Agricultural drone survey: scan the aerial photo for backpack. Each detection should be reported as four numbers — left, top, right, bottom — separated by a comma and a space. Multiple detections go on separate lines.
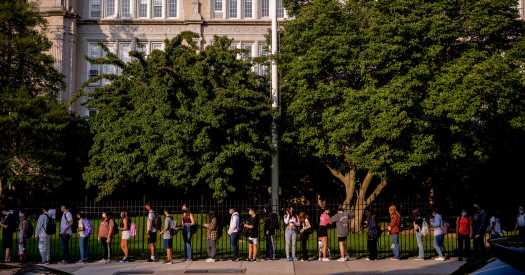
45, 214, 56, 235
169, 218, 177, 236
24, 221, 34, 239
68, 212, 78, 234
154, 214, 162, 231
421, 220, 429, 236
442, 222, 450, 235
83, 219, 93, 236
129, 222, 137, 237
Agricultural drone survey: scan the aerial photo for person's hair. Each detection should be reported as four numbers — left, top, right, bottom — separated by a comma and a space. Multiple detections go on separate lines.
61, 205, 69, 210
338, 205, 344, 212
389, 205, 399, 217
144, 202, 152, 208
431, 207, 438, 214
208, 211, 216, 219
121, 210, 128, 218
298, 212, 308, 222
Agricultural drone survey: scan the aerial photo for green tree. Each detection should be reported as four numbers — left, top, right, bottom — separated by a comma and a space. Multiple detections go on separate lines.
83, 33, 271, 200
0, 0, 79, 204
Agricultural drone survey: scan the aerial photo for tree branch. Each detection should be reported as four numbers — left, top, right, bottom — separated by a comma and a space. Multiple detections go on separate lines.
365, 177, 388, 207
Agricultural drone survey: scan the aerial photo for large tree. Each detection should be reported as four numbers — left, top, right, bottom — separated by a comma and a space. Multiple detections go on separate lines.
83, 33, 272, 200
0, 0, 81, 205
280, 0, 525, 216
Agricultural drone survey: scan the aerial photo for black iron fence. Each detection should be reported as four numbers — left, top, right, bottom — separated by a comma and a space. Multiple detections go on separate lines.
0, 199, 517, 262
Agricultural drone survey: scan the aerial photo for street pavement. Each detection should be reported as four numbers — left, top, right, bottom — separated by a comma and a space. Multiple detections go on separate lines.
48, 258, 465, 275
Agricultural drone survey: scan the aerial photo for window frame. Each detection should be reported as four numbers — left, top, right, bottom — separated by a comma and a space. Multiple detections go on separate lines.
228, 0, 238, 18
152, 0, 163, 18
120, 0, 132, 18
243, 0, 252, 18
89, 0, 102, 18
137, 0, 149, 18
167, 0, 178, 18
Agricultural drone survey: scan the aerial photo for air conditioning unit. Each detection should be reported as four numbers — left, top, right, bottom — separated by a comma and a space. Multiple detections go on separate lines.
89, 69, 99, 78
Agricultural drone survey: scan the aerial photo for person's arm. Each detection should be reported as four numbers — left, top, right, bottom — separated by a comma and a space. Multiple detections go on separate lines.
304, 218, 311, 230
284, 214, 289, 225
209, 217, 217, 231
455, 217, 459, 234
469, 218, 473, 238
190, 213, 195, 225
330, 214, 338, 224
108, 220, 114, 240
228, 216, 235, 235
147, 213, 153, 232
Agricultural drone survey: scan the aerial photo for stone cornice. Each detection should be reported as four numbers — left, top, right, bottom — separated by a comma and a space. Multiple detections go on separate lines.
77, 19, 277, 26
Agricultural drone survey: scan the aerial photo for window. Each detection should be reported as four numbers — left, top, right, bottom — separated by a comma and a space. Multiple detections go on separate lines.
277, 0, 284, 18
121, 0, 131, 17
87, 42, 102, 85
260, 0, 268, 17
214, 0, 222, 11
102, 43, 117, 85
105, 0, 115, 17
151, 42, 164, 52
89, 0, 101, 17
153, 0, 163, 17
167, 0, 177, 17
240, 42, 252, 60
228, 0, 237, 18
138, 0, 148, 17
243, 0, 252, 18
256, 42, 268, 76
136, 42, 148, 54
119, 42, 132, 63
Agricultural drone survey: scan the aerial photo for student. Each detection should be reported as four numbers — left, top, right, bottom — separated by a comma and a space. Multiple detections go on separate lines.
472, 204, 487, 260
516, 206, 525, 239
387, 205, 401, 260
430, 208, 445, 261
363, 209, 378, 261
263, 207, 278, 260
318, 209, 331, 262
144, 202, 158, 262
181, 204, 195, 261
35, 208, 52, 265
413, 209, 425, 260
284, 207, 299, 261
331, 207, 352, 261
203, 211, 218, 262
97, 211, 115, 264
228, 208, 240, 261
77, 212, 92, 263
119, 210, 131, 263
298, 212, 311, 261
161, 209, 176, 264
488, 211, 502, 239
17, 210, 32, 263
244, 208, 259, 261
59, 205, 74, 264
0, 210, 16, 263
456, 209, 472, 261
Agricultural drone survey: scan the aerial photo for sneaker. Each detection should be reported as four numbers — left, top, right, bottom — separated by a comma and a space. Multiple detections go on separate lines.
435, 257, 445, 261
337, 257, 346, 262
322, 258, 330, 262
415, 257, 425, 261
205, 258, 215, 263
390, 257, 400, 261
164, 260, 173, 264
98, 259, 107, 263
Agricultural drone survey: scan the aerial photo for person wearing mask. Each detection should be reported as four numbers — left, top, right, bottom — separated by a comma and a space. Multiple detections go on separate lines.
488, 211, 502, 240
17, 210, 31, 263
284, 207, 299, 261
0, 210, 16, 263
472, 204, 487, 260
144, 202, 157, 262
387, 205, 401, 260
298, 212, 311, 261
59, 205, 74, 264
516, 206, 525, 240
161, 209, 176, 264
228, 208, 241, 261
97, 211, 115, 264
263, 207, 278, 260
244, 208, 259, 261
35, 208, 52, 264
331, 207, 353, 261
119, 210, 131, 263
203, 211, 218, 262
318, 209, 331, 262
77, 212, 92, 263
430, 208, 445, 261
363, 209, 379, 261
181, 204, 195, 261
413, 209, 425, 260
456, 209, 472, 261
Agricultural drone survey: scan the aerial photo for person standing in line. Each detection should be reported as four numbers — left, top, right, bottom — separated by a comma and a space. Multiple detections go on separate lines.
284, 207, 299, 261
456, 209, 472, 261
516, 206, 525, 239
413, 209, 425, 260
430, 208, 445, 261
17, 210, 31, 263
331, 206, 353, 262
244, 208, 259, 261
387, 205, 401, 260
263, 207, 278, 260
363, 209, 378, 261
318, 209, 331, 262
228, 208, 241, 261
472, 204, 487, 260
298, 212, 311, 261
77, 212, 92, 263
203, 211, 218, 262
97, 211, 115, 264
1, 210, 16, 263
161, 209, 176, 264
59, 205, 74, 264
488, 211, 502, 239
144, 202, 158, 262
35, 208, 51, 264
119, 210, 131, 263
181, 204, 195, 261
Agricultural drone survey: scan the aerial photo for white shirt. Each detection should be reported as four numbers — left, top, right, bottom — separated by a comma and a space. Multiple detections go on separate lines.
489, 216, 502, 234
147, 211, 157, 233
517, 213, 525, 227
60, 211, 73, 235
228, 212, 240, 235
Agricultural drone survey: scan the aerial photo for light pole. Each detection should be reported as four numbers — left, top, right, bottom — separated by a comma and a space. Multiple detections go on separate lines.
270, 0, 279, 213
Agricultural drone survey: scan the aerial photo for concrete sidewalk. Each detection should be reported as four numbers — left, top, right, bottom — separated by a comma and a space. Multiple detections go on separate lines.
50, 258, 464, 275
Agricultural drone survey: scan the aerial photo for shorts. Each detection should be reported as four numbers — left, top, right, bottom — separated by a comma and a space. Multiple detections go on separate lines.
338, 237, 347, 242
121, 230, 130, 240
148, 232, 157, 244
164, 238, 173, 249
248, 237, 258, 245
318, 226, 328, 237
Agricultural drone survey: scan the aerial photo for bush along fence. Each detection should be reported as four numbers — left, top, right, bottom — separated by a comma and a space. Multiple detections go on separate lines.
0, 199, 517, 262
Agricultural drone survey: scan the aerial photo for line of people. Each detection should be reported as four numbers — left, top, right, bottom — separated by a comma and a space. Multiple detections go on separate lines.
1, 203, 524, 264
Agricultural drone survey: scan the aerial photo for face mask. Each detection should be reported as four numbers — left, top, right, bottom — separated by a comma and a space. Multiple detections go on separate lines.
461, 212, 467, 216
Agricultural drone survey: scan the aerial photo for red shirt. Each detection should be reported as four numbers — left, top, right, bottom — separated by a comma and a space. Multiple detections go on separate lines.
389, 214, 400, 234
458, 216, 471, 235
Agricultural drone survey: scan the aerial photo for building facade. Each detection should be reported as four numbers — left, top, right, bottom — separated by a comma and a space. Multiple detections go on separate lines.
33, 0, 286, 116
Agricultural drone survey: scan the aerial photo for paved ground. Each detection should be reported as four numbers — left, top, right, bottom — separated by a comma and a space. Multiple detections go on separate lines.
46, 258, 464, 275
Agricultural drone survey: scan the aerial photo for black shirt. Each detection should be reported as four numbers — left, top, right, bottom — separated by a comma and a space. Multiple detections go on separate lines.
246, 216, 259, 238
414, 216, 423, 232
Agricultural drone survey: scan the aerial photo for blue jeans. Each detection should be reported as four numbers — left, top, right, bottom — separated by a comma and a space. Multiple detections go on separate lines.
416, 232, 424, 258
391, 234, 400, 259
285, 228, 297, 259
60, 234, 71, 261
182, 225, 192, 260
434, 234, 444, 257
79, 236, 88, 261
265, 233, 275, 259
230, 233, 239, 258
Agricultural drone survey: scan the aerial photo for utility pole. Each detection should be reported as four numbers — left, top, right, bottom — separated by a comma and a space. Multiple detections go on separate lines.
270, 0, 279, 213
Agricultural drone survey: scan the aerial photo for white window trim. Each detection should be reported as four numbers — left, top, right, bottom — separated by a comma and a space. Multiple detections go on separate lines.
87, 42, 102, 86
137, 0, 150, 18
120, 0, 134, 18
88, 0, 102, 19
166, 0, 180, 19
